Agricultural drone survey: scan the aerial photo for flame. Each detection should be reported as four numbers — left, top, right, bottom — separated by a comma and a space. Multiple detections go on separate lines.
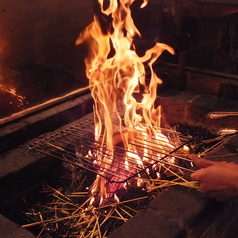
0, 75, 25, 107
76, 0, 175, 203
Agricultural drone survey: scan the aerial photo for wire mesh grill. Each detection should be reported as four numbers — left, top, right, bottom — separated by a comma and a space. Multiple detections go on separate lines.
29, 117, 192, 183
219, 83, 238, 101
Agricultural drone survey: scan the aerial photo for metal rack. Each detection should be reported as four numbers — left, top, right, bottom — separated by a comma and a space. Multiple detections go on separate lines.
29, 117, 193, 183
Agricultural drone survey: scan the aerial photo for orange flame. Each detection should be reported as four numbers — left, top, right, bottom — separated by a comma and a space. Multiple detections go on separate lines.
0, 75, 25, 107
76, 0, 175, 203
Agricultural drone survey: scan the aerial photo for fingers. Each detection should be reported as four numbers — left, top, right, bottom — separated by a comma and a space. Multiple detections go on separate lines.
191, 169, 201, 181
189, 158, 238, 202
189, 154, 216, 168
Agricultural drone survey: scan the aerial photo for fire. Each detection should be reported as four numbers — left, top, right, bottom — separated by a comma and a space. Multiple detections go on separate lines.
0, 75, 25, 108
76, 0, 175, 203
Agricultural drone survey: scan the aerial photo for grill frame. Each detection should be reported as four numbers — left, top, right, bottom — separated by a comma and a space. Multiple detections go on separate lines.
28, 117, 193, 183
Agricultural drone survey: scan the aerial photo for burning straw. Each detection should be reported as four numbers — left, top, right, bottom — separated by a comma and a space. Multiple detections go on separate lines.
23, 128, 226, 237
21, 155, 199, 237
21, 180, 183, 237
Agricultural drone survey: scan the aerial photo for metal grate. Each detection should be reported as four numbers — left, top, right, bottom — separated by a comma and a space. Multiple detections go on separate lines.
29, 117, 193, 183
219, 83, 238, 101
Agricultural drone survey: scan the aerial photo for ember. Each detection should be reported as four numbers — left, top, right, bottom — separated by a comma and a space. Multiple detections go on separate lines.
0, 74, 26, 116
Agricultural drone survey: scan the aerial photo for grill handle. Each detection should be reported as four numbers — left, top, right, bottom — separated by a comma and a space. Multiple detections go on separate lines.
207, 111, 238, 119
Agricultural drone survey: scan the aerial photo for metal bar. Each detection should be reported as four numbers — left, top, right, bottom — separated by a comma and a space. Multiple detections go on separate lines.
130, 140, 192, 162
30, 148, 130, 182
207, 111, 238, 119
31, 141, 145, 182
124, 139, 192, 181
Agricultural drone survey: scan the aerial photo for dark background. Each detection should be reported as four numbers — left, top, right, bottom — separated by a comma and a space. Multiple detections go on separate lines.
0, 0, 238, 119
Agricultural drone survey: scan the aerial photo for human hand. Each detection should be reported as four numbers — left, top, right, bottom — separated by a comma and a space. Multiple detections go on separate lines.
189, 154, 238, 201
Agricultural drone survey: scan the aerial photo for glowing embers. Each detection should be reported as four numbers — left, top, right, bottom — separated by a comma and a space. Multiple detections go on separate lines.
0, 75, 26, 114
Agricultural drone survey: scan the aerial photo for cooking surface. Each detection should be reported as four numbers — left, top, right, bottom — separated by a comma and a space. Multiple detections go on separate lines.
29, 116, 192, 183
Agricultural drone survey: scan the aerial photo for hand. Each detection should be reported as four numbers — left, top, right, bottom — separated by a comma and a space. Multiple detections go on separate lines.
190, 154, 238, 201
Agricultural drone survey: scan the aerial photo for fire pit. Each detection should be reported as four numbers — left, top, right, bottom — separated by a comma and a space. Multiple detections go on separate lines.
1, 110, 238, 238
